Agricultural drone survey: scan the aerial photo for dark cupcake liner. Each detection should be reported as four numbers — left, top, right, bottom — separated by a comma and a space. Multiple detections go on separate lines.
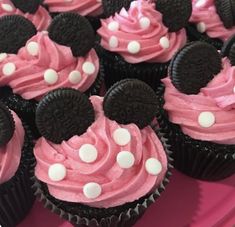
96, 45, 169, 91
0, 123, 35, 227
186, 23, 223, 50
156, 85, 235, 181
31, 127, 173, 227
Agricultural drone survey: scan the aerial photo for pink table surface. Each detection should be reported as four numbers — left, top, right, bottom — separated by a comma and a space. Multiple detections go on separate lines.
18, 170, 235, 227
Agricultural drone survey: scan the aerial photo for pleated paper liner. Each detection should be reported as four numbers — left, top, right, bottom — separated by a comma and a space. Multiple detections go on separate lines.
0, 123, 35, 227
32, 127, 173, 227
156, 85, 235, 181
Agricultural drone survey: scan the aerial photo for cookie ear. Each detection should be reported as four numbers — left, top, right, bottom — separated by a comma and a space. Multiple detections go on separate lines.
169, 41, 222, 94
103, 79, 158, 129
0, 102, 15, 147
36, 88, 95, 144
155, 0, 192, 32
0, 15, 37, 54
221, 34, 235, 65
48, 13, 95, 57
10, 0, 41, 13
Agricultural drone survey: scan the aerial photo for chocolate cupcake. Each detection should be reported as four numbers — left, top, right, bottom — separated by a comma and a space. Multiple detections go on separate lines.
158, 39, 235, 181
32, 79, 173, 227
97, 0, 192, 91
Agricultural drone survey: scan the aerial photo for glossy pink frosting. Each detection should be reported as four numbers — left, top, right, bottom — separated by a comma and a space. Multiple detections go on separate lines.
44, 0, 103, 16
162, 58, 235, 144
34, 96, 168, 208
0, 32, 99, 101
0, 0, 51, 31
98, 0, 187, 63
0, 111, 24, 184
190, 0, 235, 41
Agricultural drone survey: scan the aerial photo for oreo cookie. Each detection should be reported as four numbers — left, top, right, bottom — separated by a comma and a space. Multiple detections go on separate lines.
221, 34, 235, 65
48, 13, 95, 57
103, 79, 158, 129
169, 42, 222, 94
228, 45, 235, 65
0, 15, 37, 54
0, 102, 15, 147
156, 0, 192, 32
36, 88, 95, 144
10, 0, 41, 14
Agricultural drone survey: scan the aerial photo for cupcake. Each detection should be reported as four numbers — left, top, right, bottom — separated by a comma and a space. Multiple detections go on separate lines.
97, 0, 192, 91
0, 13, 104, 137
0, 0, 51, 31
32, 79, 172, 227
187, 0, 235, 50
158, 39, 235, 181
0, 102, 34, 227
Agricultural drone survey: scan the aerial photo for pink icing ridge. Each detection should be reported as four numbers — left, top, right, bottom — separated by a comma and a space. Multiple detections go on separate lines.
34, 96, 168, 208
44, 0, 103, 16
162, 58, 235, 144
98, 0, 187, 64
0, 0, 51, 31
0, 111, 24, 184
190, 0, 235, 41
0, 32, 99, 101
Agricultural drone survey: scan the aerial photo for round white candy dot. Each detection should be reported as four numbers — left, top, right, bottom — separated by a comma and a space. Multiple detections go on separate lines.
195, 0, 206, 8
69, 70, 82, 84
44, 69, 58, 85
1, 3, 13, 12
113, 128, 131, 146
127, 41, 141, 54
48, 163, 67, 181
82, 62, 95, 75
2, 62, 16, 76
108, 21, 119, 31
145, 158, 162, 175
83, 182, 102, 199
26, 41, 39, 56
139, 17, 151, 29
79, 144, 98, 163
109, 36, 119, 48
0, 53, 7, 62
196, 22, 206, 33
159, 36, 170, 49
116, 151, 135, 169
198, 111, 215, 128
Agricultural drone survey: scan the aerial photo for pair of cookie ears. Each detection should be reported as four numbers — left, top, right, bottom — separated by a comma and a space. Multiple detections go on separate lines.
0, 12, 95, 57
170, 35, 235, 95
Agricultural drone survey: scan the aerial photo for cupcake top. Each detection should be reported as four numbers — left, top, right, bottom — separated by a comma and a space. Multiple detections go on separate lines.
0, 0, 51, 31
0, 13, 99, 101
0, 103, 24, 184
190, 0, 235, 41
162, 40, 235, 144
34, 80, 168, 208
98, 0, 191, 63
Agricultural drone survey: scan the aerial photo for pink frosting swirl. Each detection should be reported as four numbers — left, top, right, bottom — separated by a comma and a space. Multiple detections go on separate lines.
34, 96, 167, 208
44, 0, 103, 16
0, 111, 25, 184
190, 0, 235, 41
0, 32, 99, 101
98, 0, 187, 63
162, 58, 235, 144
0, 0, 51, 31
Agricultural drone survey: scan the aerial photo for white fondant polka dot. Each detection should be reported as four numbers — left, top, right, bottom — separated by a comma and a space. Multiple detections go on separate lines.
130, 1, 138, 8
48, 163, 66, 181
198, 111, 215, 128
69, 70, 82, 84
0, 53, 7, 62
42, 30, 48, 34
127, 41, 141, 54
26, 41, 39, 56
117, 151, 135, 169
159, 37, 170, 49
79, 144, 98, 163
196, 22, 206, 33
139, 17, 150, 29
2, 62, 15, 76
113, 128, 131, 146
109, 36, 119, 48
108, 21, 119, 31
145, 158, 162, 175
195, 0, 206, 8
1, 3, 13, 12
82, 62, 95, 75
44, 69, 58, 85
83, 182, 102, 199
